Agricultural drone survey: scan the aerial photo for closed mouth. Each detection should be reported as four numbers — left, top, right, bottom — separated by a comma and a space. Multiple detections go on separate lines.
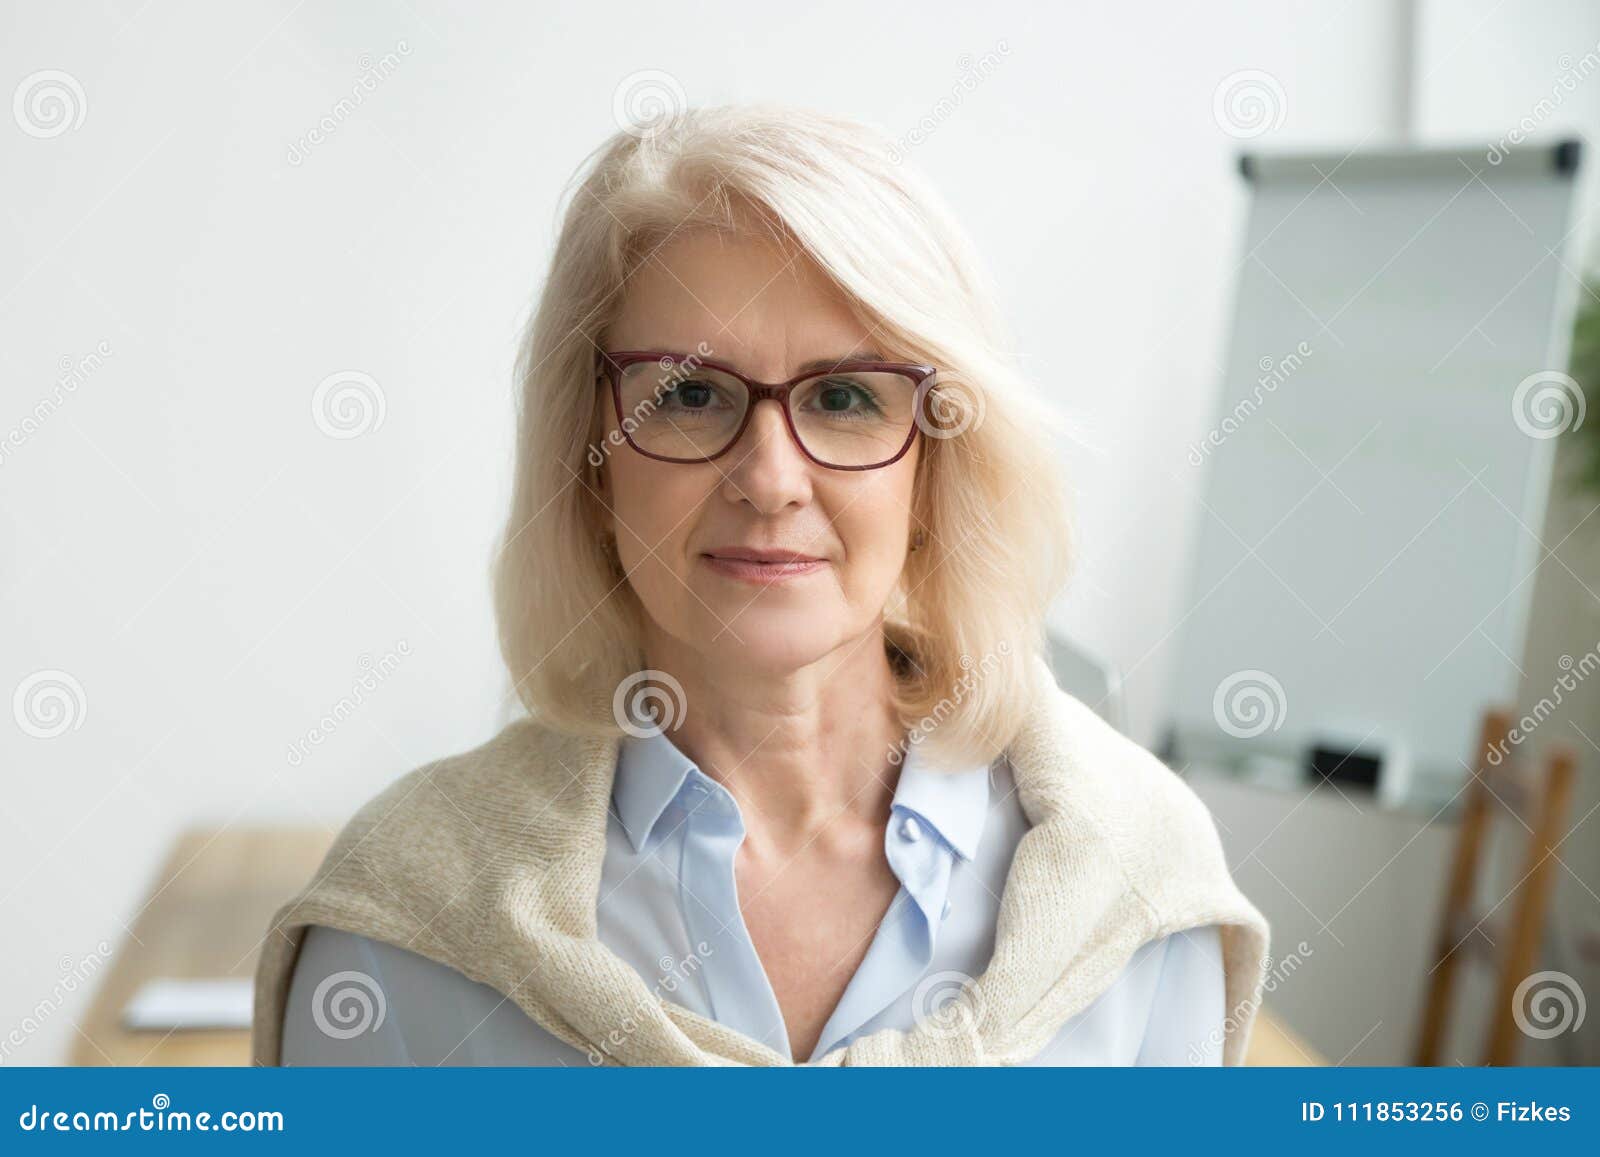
702, 548, 825, 564
699, 549, 829, 583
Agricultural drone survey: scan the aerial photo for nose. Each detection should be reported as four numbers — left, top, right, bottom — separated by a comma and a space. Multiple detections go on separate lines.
718, 397, 813, 512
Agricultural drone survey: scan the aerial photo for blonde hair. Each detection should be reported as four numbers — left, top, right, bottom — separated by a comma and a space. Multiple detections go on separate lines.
492, 103, 1076, 770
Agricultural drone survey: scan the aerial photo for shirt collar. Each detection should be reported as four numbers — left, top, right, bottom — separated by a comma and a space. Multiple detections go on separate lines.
889, 739, 991, 862
613, 729, 700, 854
613, 729, 992, 860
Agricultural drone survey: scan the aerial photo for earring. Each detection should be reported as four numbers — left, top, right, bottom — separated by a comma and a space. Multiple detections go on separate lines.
909, 528, 926, 553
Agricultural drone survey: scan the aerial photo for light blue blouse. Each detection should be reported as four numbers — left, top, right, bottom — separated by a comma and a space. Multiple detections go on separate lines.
280, 728, 1226, 1065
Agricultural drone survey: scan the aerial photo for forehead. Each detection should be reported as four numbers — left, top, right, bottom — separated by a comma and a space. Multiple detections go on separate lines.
606, 230, 878, 375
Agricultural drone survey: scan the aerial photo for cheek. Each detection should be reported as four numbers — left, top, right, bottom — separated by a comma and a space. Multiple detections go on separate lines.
831, 485, 914, 589
608, 459, 702, 561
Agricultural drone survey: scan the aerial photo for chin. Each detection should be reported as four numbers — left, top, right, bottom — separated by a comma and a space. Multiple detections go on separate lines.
703, 616, 840, 674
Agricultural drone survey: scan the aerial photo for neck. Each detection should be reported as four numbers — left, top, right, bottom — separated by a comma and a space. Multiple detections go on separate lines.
637, 624, 907, 852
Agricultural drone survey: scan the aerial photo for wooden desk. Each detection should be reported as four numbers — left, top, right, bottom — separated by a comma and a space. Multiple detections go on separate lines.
78, 826, 1324, 1066
1245, 1009, 1324, 1065
74, 827, 333, 1066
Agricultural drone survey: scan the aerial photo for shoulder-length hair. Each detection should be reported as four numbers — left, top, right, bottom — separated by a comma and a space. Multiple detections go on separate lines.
492, 103, 1076, 771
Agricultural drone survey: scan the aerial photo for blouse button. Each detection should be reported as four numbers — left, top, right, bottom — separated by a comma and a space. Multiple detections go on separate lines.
899, 814, 923, 842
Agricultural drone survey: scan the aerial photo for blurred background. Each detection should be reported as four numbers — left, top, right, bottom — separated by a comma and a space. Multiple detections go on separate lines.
3, 0, 1599, 1066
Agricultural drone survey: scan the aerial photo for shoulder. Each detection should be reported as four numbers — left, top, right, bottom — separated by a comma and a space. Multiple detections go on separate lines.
281, 924, 594, 1067
316, 717, 614, 906
281, 926, 411, 1065
1008, 665, 1267, 985
271, 717, 617, 973
335, 717, 606, 854
1027, 924, 1226, 1065
1016, 670, 1270, 1064
1012, 672, 1231, 880
1137, 925, 1226, 1064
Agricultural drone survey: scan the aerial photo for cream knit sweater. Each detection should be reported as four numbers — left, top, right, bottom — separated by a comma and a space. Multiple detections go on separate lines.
252, 653, 1270, 1066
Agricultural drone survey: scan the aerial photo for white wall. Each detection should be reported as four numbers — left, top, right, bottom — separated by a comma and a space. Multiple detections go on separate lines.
2, 0, 1596, 1064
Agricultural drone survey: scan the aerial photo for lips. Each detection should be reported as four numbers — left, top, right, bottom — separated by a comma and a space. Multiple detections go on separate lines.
702, 547, 825, 564
700, 547, 828, 585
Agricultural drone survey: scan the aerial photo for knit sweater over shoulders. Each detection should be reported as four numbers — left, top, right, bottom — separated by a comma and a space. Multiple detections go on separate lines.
252, 653, 1270, 1066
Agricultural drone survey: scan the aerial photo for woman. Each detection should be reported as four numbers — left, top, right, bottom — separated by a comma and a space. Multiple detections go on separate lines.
252, 104, 1269, 1067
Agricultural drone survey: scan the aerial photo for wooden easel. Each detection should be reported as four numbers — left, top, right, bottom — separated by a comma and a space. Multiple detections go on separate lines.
1414, 707, 1579, 1065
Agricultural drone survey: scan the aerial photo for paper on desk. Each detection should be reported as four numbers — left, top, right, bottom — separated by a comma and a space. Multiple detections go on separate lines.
121, 977, 255, 1031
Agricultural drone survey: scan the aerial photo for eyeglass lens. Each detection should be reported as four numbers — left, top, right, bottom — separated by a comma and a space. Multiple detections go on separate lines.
614, 362, 918, 467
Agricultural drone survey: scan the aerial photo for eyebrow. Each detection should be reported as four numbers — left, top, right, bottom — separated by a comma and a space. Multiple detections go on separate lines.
794, 351, 888, 372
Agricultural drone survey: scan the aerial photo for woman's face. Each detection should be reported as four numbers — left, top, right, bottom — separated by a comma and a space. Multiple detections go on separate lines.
596, 230, 920, 675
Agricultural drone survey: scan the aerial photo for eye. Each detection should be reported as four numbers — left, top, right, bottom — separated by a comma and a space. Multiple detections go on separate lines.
805, 377, 884, 418
661, 378, 735, 411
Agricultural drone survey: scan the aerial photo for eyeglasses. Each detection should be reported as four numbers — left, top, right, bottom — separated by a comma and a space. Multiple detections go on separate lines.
597, 349, 937, 471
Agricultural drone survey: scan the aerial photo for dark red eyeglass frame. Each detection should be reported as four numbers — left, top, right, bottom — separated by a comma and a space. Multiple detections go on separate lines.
596, 349, 938, 471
